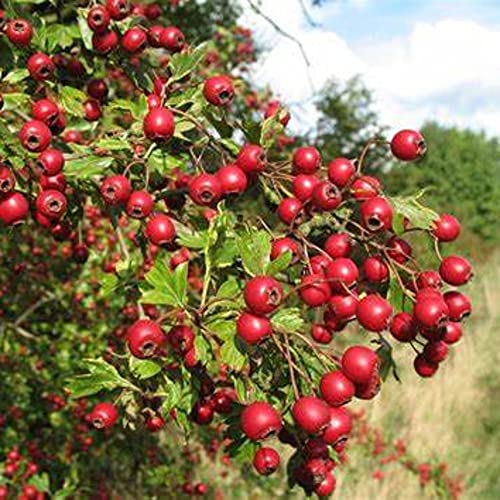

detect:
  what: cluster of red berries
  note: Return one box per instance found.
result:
[0,447,42,500]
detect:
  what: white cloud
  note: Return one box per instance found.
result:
[241,2,500,136]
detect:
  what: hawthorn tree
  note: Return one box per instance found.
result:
[0,0,473,498]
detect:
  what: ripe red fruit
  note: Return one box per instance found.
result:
[126,190,154,219]
[270,237,300,260]
[6,19,33,47]
[362,256,389,283]
[414,354,438,377]
[387,236,412,264]
[237,312,271,345]
[324,233,351,258]
[191,400,214,425]
[433,213,461,242]
[390,312,417,342]
[100,175,131,205]
[40,171,66,191]
[121,27,148,53]
[145,214,176,245]
[83,99,102,121]
[169,325,195,354]
[146,415,165,432]
[341,345,379,385]
[312,180,342,211]
[27,52,55,81]
[277,197,303,225]
[106,0,130,20]
[264,100,290,126]
[0,166,16,194]
[322,407,352,445]
[37,148,65,176]
[351,175,381,199]
[310,254,333,276]
[320,371,355,407]
[19,120,52,152]
[443,291,471,322]
[314,472,336,496]
[311,324,333,344]
[423,341,448,363]
[253,447,280,475]
[243,276,283,315]
[443,322,462,344]
[92,30,119,54]
[160,26,185,52]
[354,375,381,400]
[292,174,319,201]
[72,243,89,264]
[36,189,67,219]
[413,296,449,329]
[89,402,118,429]
[360,196,393,231]
[127,319,165,358]
[236,144,265,174]
[356,294,393,331]
[292,396,330,434]
[0,192,29,226]
[328,294,358,322]
[32,98,60,126]
[211,389,236,414]
[325,258,359,294]
[189,173,223,206]
[299,274,331,307]
[143,107,175,141]
[328,157,356,188]
[391,129,426,161]
[87,6,111,33]
[416,270,442,290]
[203,75,234,106]
[216,164,248,195]
[240,402,282,440]
[439,255,473,286]
[292,147,321,174]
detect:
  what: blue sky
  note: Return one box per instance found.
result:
[241,0,500,136]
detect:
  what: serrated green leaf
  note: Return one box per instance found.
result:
[59,85,87,117]
[219,138,240,156]
[161,376,182,414]
[204,319,235,342]
[99,273,120,298]
[65,155,114,178]
[260,114,284,148]
[226,438,258,465]
[194,335,211,363]
[169,42,208,82]
[387,268,404,312]
[236,229,271,276]
[1,93,30,110]
[213,237,239,267]
[94,138,132,152]
[216,277,240,300]
[389,191,439,231]
[28,473,50,493]
[220,337,246,371]
[265,250,292,276]
[147,148,186,175]
[77,8,93,50]
[271,307,305,333]
[140,261,188,308]
[129,358,162,380]
[175,223,209,249]
[3,68,29,84]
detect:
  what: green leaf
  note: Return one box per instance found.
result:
[59,85,87,117]
[65,155,114,178]
[99,273,120,298]
[28,473,50,493]
[77,8,93,50]
[3,68,29,84]
[169,42,208,82]
[213,237,239,267]
[194,335,212,364]
[216,277,240,300]
[271,308,305,333]
[219,138,240,156]
[129,358,162,380]
[387,268,404,312]
[45,24,78,52]
[236,229,271,276]
[377,342,400,382]
[175,223,209,249]
[147,148,186,175]
[389,190,439,231]
[232,376,246,403]
[67,358,135,398]
[265,250,292,276]
[1,93,30,110]
[226,438,258,465]
[140,261,188,308]
[204,319,236,342]
[220,337,246,371]
[94,138,133,152]
[161,376,182,414]
[260,114,284,148]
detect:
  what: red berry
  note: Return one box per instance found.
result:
[443,322,462,344]
[433,214,461,242]
[312,180,342,211]
[387,236,412,264]
[314,472,336,496]
[216,164,248,195]
[0,166,16,194]
[189,173,223,206]
[106,0,130,20]
[148,25,165,47]
[443,291,471,321]
[27,52,55,81]
[89,402,118,429]
[391,129,426,161]
[127,319,165,358]
[322,407,352,445]
[37,148,65,176]
[416,270,442,290]
[311,324,333,344]
[264,100,290,126]
[82,99,101,121]
[414,354,438,377]
[143,107,175,141]
[292,147,321,174]
[243,276,283,315]
[328,158,356,188]
[87,6,111,33]
[325,258,359,294]
[360,196,393,232]
[439,255,472,286]
[341,345,379,385]
[390,312,417,342]
[292,174,319,201]
[100,175,131,205]
[168,325,195,354]
[36,189,67,219]
[328,293,358,322]
[324,233,352,258]
[423,341,448,363]
[356,294,393,332]
[310,254,332,276]
[413,295,449,329]
[351,175,381,199]
[32,98,60,126]
[126,190,154,219]
[299,274,331,307]
[237,312,271,345]
[146,415,165,432]
[236,144,265,174]
[160,26,185,52]
[240,402,282,440]
[121,27,148,53]
[253,447,280,475]
[270,237,300,261]
[320,371,355,407]
[203,75,234,106]
[362,256,389,283]
[145,214,176,245]
[19,120,52,152]
[92,30,119,54]
[6,19,33,47]
[292,396,330,434]
[277,197,303,225]
[0,192,29,226]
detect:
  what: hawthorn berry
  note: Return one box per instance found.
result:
[390,312,417,342]
[328,157,356,188]
[387,236,412,264]
[292,147,321,174]
[89,402,118,429]
[203,75,234,106]
[312,180,342,211]
[243,276,283,315]
[127,319,165,358]
[240,402,282,441]
[362,256,389,283]
[433,213,461,242]
[168,325,195,354]
[27,52,55,81]
[92,30,119,54]
[126,190,154,219]
[100,175,132,205]
[325,257,359,294]
[299,274,331,307]
[439,255,473,286]
[145,214,176,245]
[106,0,130,20]
[87,6,111,33]
[216,164,248,195]
[121,27,148,53]
[311,324,333,344]
[324,233,352,258]
[391,129,426,161]
[341,345,379,385]
[0,192,29,226]
[236,144,265,174]
[356,294,393,332]
[413,296,449,329]
[443,322,462,344]
[36,189,67,220]
[322,407,352,446]
[360,196,393,231]
[270,237,300,261]
[320,371,355,407]
[253,447,280,475]
[292,396,330,435]
[292,174,319,201]
[143,107,175,141]
[277,197,303,225]
[32,99,60,126]
[423,341,449,363]
[414,354,438,378]
[0,166,16,194]
[19,120,52,152]
[6,19,33,47]
[328,293,358,322]
[148,25,166,48]
[38,148,65,176]
[236,312,271,345]
[160,26,185,52]
[351,175,381,199]
[189,173,223,206]
[443,290,471,321]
